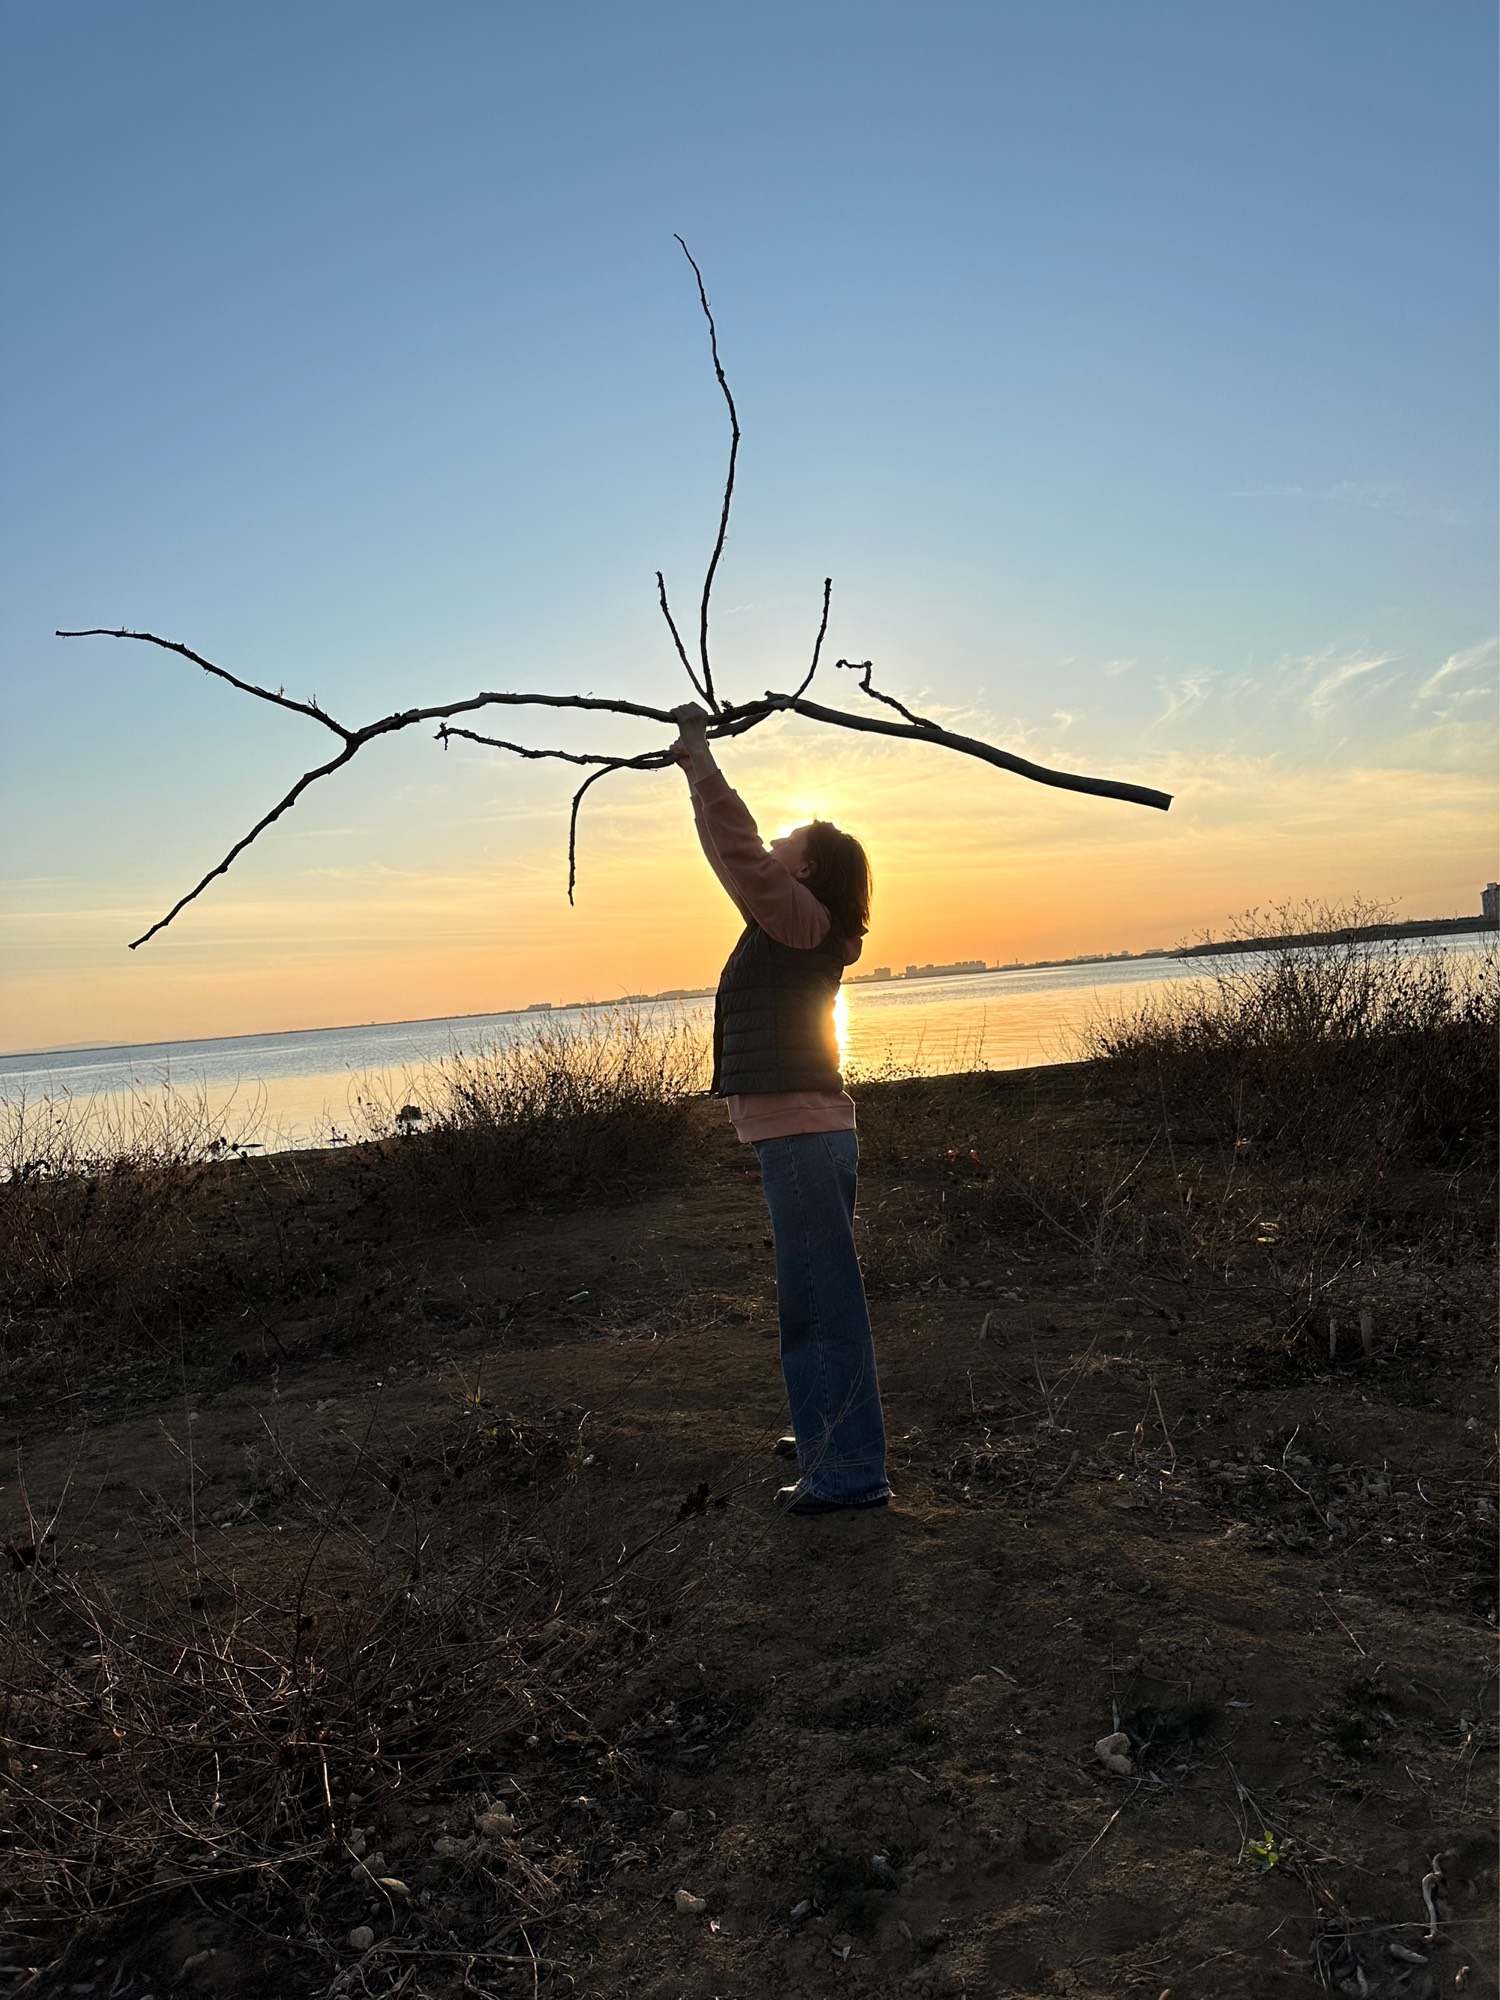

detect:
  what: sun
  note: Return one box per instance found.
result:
[833,986,850,1066]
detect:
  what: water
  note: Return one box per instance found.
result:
[4,936,1489,1152]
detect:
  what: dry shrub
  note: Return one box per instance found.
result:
[352,1008,709,1220]
[1079,906,1498,1165]
[0,1084,264,1315]
[845,926,1496,1355]
[0,1012,708,1384]
[985,918,1500,1344]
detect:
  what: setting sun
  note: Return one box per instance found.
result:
[833,985,850,1066]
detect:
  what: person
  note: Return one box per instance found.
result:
[670,702,891,1517]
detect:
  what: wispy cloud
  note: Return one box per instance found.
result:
[1229,480,1476,527]
[1147,674,1214,731]
[1415,637,1498,706]
[1302,651,1394,714]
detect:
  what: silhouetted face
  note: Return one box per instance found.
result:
[769,824,813,878]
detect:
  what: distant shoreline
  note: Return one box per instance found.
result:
[5,913,1492,1068]
[1169,913,1496,959]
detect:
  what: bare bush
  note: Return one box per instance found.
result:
[1079,907,1498,1165]
[846,929,1496,1355]
[350,1008,709,1221]
[0,1016,708,1409]
[0,1083,264,1314]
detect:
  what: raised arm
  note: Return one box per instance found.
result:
[671,704,831,949]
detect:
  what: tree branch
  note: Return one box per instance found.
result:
[56,629,352,740]
[654,571,706,703]
[791,579,833,702]
[674,235,739,713]
[61,624,1171,944]
[835,655,939,731]
[781,691,1172,811]
[126,740,361,950]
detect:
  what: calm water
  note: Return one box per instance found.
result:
[4,937,1488,1152]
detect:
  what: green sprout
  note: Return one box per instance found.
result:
[1242,1830,1287,1872]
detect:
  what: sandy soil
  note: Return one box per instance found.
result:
[2,1070,1494,2000]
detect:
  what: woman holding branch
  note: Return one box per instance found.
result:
[671,703,891,1517]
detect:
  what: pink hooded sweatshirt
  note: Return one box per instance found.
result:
[689,766,860,1144]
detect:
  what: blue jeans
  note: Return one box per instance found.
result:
[753,1129,891,1504]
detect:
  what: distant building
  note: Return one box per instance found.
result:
[1484,883,1500,922]
[903,959,987,980]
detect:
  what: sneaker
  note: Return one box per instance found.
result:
[775,1485,889,1518]
[773,1435,798,1461]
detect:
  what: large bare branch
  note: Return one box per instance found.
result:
[59,623,1170,946]
[60,247,1172,950]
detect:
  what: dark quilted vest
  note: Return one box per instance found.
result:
[711,920,849,1096]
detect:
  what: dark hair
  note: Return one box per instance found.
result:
[800,821,872,940]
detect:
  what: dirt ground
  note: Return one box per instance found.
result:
[2,1069,1495,2000]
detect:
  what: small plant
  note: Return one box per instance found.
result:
[1242,1829,1289,1872]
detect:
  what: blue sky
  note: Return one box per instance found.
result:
[2,1,1495,1049]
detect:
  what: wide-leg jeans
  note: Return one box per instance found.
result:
[753,1129,891,1505]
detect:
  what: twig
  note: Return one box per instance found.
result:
[836,655,940,731]
[1421,1855,1443,1941]
[1317,1592,1367,1658]
[654,571,706,702]
[566,754,670,905]
[674,234,738,712]
[1058,1801,1126,1892]
[1031,1340,1058,1428]
[791,578,834,700]
[1148,1377,1177,1478]
[1267,1427,1335,1532]
[1043,1448,1081,1500]
[437,727,668,772]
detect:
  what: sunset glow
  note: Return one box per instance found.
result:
[833,986,850,1068]
[0,8,1492,1057]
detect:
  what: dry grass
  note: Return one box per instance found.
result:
[350,1008,708,1223]
[0,1392,674,1994]
[0,969,1493,1994]
[849,925,1497,1358]
[0,1084,268,1317]
[1078,905,1497,1166]
[0,1015,709,1395]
